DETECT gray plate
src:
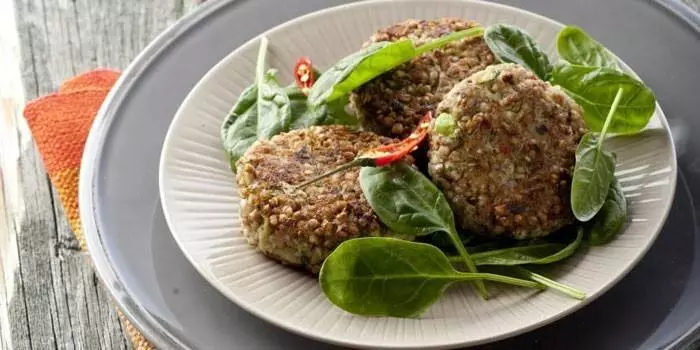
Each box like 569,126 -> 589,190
79,0 -> 700,349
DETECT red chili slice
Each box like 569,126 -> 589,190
293,112 -> 433,189
294,56 -> 314,95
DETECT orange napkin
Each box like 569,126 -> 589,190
23,69 -> 155,350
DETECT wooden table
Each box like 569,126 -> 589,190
0,1 -> 698,349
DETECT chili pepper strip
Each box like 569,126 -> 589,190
362,112 -> 432,166
293,112 -> 433,190
294,56 -> 315,95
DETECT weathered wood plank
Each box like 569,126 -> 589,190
13,127 -> 64,350
1,0 -> 699,349
4,0 -> 186,349
682,0 -> 700,12
2,1 -> 51,349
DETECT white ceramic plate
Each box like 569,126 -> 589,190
159,0 -> 677,348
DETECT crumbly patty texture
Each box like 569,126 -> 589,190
428,63 -> 587,239
236,126 -> 396,273
350,18 -> 495,138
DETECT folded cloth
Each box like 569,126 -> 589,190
23,69 -> 155,350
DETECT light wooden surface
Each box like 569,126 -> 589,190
684,0 -> 700,11
1,1 -> 198,349
0,0 -> 698,349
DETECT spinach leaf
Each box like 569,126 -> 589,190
359,163 -> 488,298
571,85 -> 624,222
360,163 -> 455,236
416,230 -> 472,254
286,71 -> 358,128
308,27 -> 484,105
325,95 -> 358,126
551,63 -> 656,134
556,26 -> 619,70
484,24 -> 553,80
289,90 -> 357,129
571,133 -> 616,222
286,84 -> 310,124
255,37 -> 292,139
308,41 -> 410,105
508,266 -> 586,300
465,240 -> 511,254
587,178 -> 627,245
529,227 -> 584,264
221,40 -> 360,172
462,243 -> 565,265
221,82 -> 354,164
256,69 -> 292,139
450,228 -> 583,266
319,238 -> 542,317
221,84 -> 259,172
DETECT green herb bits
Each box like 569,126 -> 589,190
434,113 -> 457,137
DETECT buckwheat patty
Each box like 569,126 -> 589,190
350,18 -> 495,138
236,126 -> 397,273
428,63 -> 587,239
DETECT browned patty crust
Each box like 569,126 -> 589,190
428,64 -> 587,239
236,126 -> 397,273
350,18 -> 496,138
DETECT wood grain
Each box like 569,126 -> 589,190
683,0 -> 700,11
0,0 -> 699,349
2,1 -> 187,349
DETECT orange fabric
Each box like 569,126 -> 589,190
25,90 -> 111,174
23,69 -> 154,350
59,69 -> 120,93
